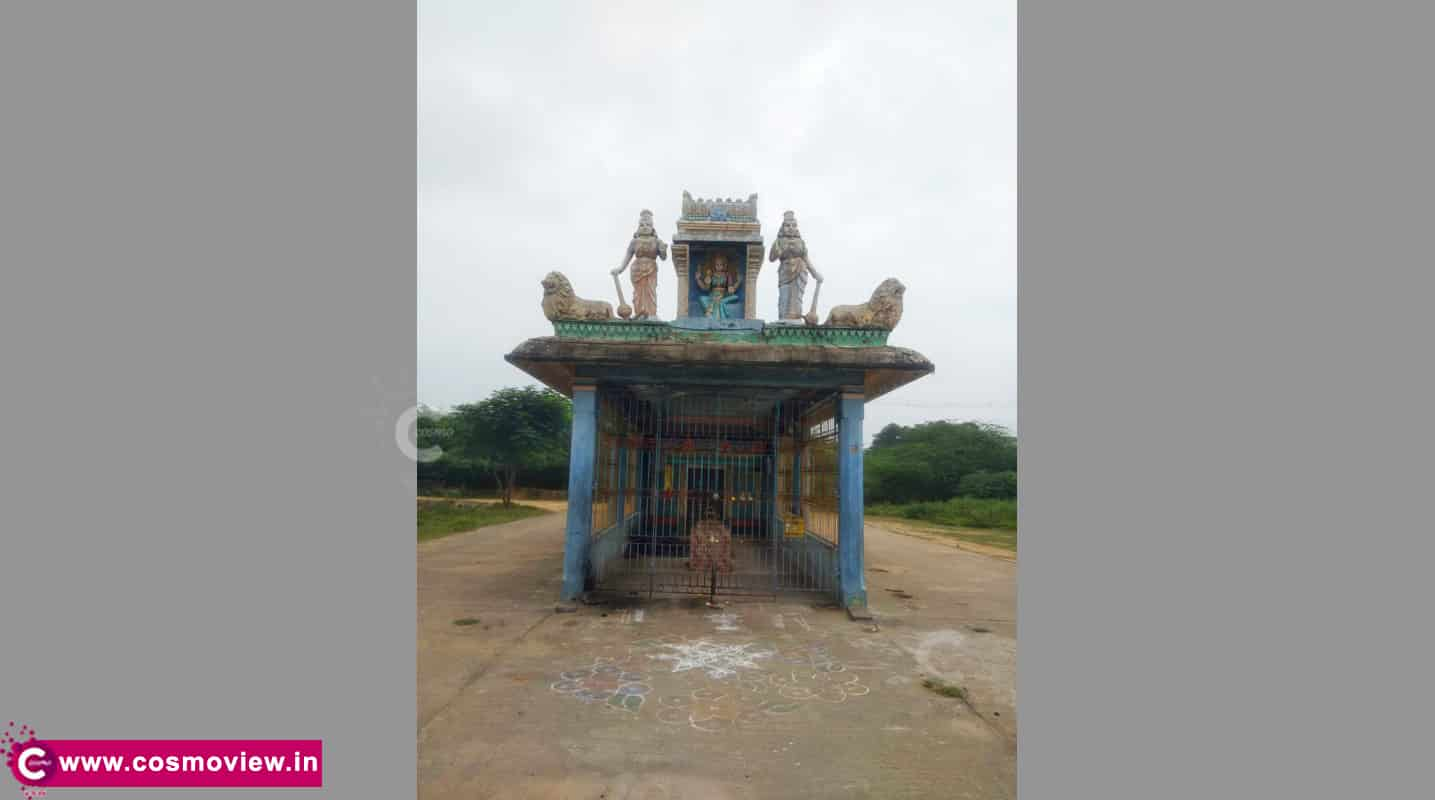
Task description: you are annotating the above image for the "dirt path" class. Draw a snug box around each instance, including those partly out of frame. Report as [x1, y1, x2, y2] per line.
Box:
[418, 514, 1015, 799]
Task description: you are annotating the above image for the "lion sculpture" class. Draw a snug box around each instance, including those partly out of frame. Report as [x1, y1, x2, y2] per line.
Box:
[823, 278, 906, 330]
[541, 271, 614, 322]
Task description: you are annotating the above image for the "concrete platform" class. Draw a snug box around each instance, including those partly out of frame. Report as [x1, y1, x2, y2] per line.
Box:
[418, 510, 1015, 799]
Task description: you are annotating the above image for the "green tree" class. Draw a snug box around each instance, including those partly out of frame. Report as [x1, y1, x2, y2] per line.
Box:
[871, 422, 905, 449]
[864, 420, 1017, 504]
[416, 405, 453, 455]
[449, 387, 571, 506]
[957, 470, 1018, 499]
[864, 450, 937, 503]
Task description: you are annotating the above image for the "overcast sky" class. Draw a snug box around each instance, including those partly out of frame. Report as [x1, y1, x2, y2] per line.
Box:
[419, 1, 1015, 438]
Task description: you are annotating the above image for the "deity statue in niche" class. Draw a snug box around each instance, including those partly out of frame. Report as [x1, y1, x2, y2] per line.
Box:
[696, 252, 743, 320]
[611, 209, 668, 320]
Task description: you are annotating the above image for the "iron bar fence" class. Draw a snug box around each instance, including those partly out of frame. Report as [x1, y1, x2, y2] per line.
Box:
[588, 385, 840, 600]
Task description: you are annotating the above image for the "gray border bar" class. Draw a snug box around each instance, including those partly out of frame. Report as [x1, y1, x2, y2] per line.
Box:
[1022, 1, 1432, 797]
[1, 3, 414, 798]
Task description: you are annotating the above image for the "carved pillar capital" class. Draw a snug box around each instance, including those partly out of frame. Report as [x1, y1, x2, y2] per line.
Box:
[671, 244, 690, 319]
[745, 243, 763, 320]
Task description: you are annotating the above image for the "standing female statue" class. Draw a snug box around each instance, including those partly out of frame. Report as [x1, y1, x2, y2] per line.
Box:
[611, 209, 667, 320]
[769, 210, 823, 322]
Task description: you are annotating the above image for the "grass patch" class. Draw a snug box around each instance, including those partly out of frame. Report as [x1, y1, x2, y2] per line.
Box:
[922, 677, 968, 700]
[420, 487, 567, 501]
[420, 486, 491, 499]
[417, 499, 548, 542]
[452, 617, 481, 626]
[868, 497, 1016, 552]
[868, 497, 1016, 529]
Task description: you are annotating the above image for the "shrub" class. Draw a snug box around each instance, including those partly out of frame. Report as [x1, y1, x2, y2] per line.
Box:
[867, 497, 1016, 530]
[863, 420, 1016, 504]
[957, 470, 1018, 499]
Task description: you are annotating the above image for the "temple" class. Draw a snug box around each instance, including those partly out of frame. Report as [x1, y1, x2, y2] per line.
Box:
[509, 190, 933, 619]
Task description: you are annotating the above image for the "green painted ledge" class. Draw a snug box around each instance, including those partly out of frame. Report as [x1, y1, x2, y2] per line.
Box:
[551, 320, 890, 347]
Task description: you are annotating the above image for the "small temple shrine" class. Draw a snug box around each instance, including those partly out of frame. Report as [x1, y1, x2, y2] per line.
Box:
[507, 191, 933, 619]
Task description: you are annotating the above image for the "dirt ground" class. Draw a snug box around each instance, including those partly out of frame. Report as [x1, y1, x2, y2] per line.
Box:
[418, 508, 1016, 799]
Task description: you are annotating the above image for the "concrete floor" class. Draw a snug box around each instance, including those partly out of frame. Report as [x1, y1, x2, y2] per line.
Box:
[418, 510, 1016, 799]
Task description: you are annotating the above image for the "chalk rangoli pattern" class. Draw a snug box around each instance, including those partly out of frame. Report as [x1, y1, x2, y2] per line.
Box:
[655, 686, 801, 732]
[705, 611, 741, 631]
[648, 639, 775, 679]
[550, 661, 652, 713]
[765, 664, 870, 703]
[650, 665, 871, 732]
[551, 637, 878, 729]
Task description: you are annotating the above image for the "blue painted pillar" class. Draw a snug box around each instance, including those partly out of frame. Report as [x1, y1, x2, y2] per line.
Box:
[791, 446, 802, 515]
[838, 388, 869, 616]
[615, 446, 628, 523]
[561, 382, 599, 602]
[768, 408, 780, 537]
[636, 449, 650, 520]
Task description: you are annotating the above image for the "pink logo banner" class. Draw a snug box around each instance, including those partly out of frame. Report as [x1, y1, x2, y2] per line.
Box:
[7, 739, 322, 789]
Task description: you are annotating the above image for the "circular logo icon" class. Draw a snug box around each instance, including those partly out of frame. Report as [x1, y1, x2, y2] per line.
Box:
[10, 740, 57, 786]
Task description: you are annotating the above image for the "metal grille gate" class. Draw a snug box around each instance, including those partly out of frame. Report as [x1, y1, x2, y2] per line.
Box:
[588, 386, 840, 600]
